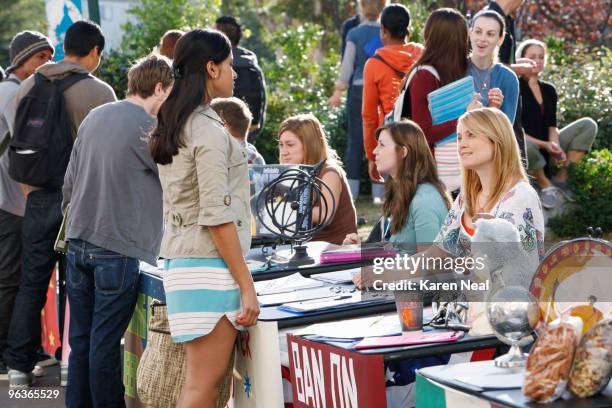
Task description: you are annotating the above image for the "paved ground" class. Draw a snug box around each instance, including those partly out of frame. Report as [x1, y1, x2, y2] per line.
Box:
[0, 364, 65, 408]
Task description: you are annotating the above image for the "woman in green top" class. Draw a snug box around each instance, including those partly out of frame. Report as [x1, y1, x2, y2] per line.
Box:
[344, 120, 451, 252]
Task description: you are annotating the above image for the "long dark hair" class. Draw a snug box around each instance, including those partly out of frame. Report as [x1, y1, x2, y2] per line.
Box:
[150, 29, 231, 164]
[410, 8, 468, 85]
[376, 120, 451, 234]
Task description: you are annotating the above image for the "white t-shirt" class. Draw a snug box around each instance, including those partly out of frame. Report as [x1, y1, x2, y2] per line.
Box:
[434, 181, 545, 282]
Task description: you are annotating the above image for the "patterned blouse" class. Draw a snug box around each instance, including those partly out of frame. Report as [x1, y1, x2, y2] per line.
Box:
[434, 181, 545, 271]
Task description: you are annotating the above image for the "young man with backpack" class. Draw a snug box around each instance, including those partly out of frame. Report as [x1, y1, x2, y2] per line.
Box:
[214, 16, 267, 141]
[0, 31, 54, 376]
[3, 20, 116, 389]
[362, 4, 423, 182]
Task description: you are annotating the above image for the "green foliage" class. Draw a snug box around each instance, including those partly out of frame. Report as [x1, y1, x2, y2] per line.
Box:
[97, 0, 221, 98]
[255, 23, 344, 163]
[406, 1, 429, 44]
[96, 50, 135, 100]
[0, 0, 47, 67]
[546, 44, 612, 151]
[120, 0, 221, 58]
[219, 0, 276, 62]
[548, 149, 612, 237]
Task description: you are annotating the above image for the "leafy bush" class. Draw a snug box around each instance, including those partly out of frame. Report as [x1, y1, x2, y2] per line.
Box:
[96, 50, 134, 100]
[255, 23, 344, 163]
[546, 43, 612, 151]
[548, 149, 612, 237]
[0, 0, 47, 67]
[121, 0, 221, 58]
[97, 0, 221, 99]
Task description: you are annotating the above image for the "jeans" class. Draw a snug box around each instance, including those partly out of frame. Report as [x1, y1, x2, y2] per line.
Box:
[345, 85, 383, 199]
[345, 85, 364, 182]
[3, 188, 65, 372]
[65, 240, 139, 408]
[0, 209, 22, 360]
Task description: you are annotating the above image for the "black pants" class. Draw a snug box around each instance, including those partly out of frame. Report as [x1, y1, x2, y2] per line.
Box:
[514, 95, 528, 169]
[0, 209, 23, 360]
[3, 189, 65, 372]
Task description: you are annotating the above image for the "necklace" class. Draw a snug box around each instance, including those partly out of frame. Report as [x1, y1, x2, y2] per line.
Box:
[477, 192, 490, 213]
[470, 61, 493, 93]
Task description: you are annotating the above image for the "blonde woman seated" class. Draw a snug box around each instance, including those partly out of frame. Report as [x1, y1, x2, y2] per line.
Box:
[436, 107, 545, 269]
[357, 108, 545, 288]
[344, 120, 451, 253]
[278, 114, 357, 245]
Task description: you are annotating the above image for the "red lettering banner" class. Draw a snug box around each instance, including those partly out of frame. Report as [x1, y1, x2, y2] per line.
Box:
[287, 335, 386, 408]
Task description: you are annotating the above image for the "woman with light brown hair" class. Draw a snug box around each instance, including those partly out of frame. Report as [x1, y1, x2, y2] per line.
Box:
[278, 113, 357, 245]
[434, 107, 545, 273]
[344, 120, 450, 251]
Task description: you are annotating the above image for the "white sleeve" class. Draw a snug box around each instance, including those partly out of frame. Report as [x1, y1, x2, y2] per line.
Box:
[434, 194, 463, 256]
[493, 184, 545, 266]
[337, 41, 357, 89]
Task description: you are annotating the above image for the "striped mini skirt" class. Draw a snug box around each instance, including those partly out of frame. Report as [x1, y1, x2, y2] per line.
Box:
[163, 258, 242, 343]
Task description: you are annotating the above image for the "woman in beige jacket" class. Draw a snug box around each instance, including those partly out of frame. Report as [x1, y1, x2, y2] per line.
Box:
[149, 29, 259, 408]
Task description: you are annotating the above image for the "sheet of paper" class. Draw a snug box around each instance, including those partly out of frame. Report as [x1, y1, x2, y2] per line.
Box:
[293, 313, 400, 339]
[455, 372, 524, 390]
[367, 314, 402, 337]
[254, 272, 324, 296]
[139, 260, 164, 277]
[424, 360, 525, 390]
[310, 268, 360, 284]
[258, 286, 345, 306]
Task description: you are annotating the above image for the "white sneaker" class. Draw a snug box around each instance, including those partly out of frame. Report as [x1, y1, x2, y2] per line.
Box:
[372, 197, 383, 205]
[32, 365, 45, 377]
[540, 187, 564, 209]
[8, 368, 35, 389]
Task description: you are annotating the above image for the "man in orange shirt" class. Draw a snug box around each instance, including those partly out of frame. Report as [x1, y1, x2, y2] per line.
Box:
[362, 3, 423, 183]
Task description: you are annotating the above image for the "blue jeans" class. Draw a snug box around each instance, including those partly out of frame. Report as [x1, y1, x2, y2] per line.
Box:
[65, 240, 139, 408]
[345, 85, 364, 181]
[3, 188, 65, 373]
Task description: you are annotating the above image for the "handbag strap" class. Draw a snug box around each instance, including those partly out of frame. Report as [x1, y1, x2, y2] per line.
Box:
[370, 54, 406, 79]
[390, 65, 440, 123]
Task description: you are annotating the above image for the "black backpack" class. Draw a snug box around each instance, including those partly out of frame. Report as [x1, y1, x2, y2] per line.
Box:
[8, 72, 89, 188]
[233, 50, 266, 130]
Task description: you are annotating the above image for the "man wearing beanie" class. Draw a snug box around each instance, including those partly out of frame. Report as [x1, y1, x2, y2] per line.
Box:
[0, 30, 54, 377]
[3, 21, 116, 389]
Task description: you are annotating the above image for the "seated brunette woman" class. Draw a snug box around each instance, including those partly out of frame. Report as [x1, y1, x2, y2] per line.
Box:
[516, 39, 598, 209]
[344, 120, 451, 253]
[278, 114, 357, 245]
